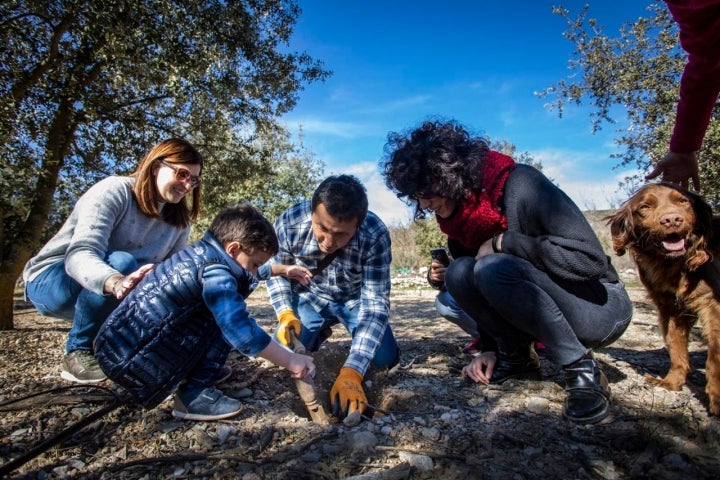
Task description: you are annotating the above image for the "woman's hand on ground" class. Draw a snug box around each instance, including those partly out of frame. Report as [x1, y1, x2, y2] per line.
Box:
[461, 351, 496, 384]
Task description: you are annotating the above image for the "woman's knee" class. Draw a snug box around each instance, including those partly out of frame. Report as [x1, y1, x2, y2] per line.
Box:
[445, 257, 476, 292]
[446, 255, 506, 294]
[106, 251, 138, 274]
[471, 255, 525, 292]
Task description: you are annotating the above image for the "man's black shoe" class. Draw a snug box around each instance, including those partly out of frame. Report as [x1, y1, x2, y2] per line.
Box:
[490, 349, 541, 384]
[562, 350, 611, 424]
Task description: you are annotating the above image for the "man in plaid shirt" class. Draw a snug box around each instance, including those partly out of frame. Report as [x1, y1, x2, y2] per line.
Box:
[265, 175, 399, 420]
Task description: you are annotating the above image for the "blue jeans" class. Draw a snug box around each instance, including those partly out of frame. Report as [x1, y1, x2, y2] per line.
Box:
[445, 255, 633, 366]
[435, 289, 478, 338]
[183, 328, 232, 393]
[25, 252, 137, 354]
[283, 295, 400, 368]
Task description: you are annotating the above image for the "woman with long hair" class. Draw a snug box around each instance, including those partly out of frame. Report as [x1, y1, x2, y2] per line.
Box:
[24, 138, 204, 383]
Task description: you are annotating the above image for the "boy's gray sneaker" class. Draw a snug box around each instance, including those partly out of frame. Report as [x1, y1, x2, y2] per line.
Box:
[61, 350, 107, 383]
[172, 387, 243, 421]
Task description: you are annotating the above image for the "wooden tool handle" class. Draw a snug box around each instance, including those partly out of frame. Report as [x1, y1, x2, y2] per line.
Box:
[289, 330, 306, 354]
[288, 330, 329, 424]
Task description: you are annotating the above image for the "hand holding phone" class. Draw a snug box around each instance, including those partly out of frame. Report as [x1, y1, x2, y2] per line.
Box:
[430, 248, 450, 267]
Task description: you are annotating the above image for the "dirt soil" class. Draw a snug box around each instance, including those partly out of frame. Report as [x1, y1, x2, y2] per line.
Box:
[2, 272, 720, 480]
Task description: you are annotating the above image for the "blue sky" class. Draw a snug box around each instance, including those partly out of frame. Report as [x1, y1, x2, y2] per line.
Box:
[281, 1, 658, 225]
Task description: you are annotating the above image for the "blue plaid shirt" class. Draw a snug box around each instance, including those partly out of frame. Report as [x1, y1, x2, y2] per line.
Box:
[265, 200, 392, 375]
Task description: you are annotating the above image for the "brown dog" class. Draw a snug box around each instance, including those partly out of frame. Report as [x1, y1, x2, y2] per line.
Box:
[607, 183, 720, 415]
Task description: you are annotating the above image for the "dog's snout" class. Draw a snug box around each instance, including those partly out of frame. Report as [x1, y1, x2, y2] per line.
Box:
[659, 211, 685, 228]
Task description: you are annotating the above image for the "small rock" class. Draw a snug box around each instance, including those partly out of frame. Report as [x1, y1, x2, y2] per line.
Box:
[301, 452, 322, 462]
[522, 446, 543, 457]
[70, 407, 90, 418]
[662, 453, 692, 472]
[348, 431, 378, 453]
[323, 443, 343, 455]
[52, 466, 68, 478]
[67, 459, 85, 470]
[343, 409, 362, 427]
[526, 396, 550, 414]
[421, 426, 441, 441]
[215, 424, 237, 443]
[468, 396, 485, 407]
[398, 451, 433, 471]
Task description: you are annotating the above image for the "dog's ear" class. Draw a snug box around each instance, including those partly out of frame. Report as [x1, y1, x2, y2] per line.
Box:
[688, 190, 714, 234]
[698, 259, 720, 298]
[604, 204, 634, 256]
[686, 190, 716, 270]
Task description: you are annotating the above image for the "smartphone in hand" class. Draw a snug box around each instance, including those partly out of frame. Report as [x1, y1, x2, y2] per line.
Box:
[430, 247, 450, 266]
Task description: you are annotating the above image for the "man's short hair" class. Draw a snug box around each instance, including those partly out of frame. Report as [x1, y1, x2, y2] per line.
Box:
[311, 175, 369, 225]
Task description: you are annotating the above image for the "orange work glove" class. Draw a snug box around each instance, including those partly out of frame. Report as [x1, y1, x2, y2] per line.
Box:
[277, 310, 301, 347]
[330, 366, 367, 418]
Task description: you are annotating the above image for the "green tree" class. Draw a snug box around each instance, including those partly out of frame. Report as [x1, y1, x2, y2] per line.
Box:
[489, 139, 544, 173]
[0, 0, 330, 329]
[193, 124, 325, 238]
[388, 224, 421, 272]
[538, 3, 719, 204]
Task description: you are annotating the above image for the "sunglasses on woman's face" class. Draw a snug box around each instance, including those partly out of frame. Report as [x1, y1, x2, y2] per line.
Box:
[161, 160, 201, 188]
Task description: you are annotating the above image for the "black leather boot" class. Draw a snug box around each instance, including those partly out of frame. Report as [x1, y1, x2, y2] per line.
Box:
[563, 350, 611, 424]
[490, 346, 541, 384]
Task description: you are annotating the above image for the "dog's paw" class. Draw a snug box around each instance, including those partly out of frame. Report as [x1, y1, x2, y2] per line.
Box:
[706, 384, 720, 415]
[644, 373, 684, 391]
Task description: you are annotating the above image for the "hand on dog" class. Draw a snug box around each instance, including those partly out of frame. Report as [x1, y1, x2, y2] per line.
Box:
[645, 151, 700, 191]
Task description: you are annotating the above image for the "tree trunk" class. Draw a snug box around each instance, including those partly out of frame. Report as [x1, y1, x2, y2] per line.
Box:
[0, 100, 77, 329]
[0, 271, 20, 330]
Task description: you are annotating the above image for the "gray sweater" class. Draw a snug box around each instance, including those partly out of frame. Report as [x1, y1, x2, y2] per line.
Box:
[23, 176, 190, 295]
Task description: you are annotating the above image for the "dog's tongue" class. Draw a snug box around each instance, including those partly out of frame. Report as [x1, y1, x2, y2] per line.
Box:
[662, 238, 686, 252]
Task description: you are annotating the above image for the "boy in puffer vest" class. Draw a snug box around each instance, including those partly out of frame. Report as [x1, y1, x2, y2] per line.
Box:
[94, 202, 316, 421]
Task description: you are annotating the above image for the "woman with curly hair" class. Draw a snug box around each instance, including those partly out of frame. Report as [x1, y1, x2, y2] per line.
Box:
[381, 119, 633, 424]
[24, 138, 204, 384]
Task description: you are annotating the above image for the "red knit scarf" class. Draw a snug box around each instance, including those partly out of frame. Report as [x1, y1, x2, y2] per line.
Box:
[436, 150, 516, 250]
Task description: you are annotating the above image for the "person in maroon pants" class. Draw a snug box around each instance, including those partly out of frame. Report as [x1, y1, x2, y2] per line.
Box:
[645, 0, 720, 191]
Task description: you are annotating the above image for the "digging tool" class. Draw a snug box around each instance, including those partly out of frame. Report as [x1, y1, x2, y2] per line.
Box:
[290, 331, 330, 424]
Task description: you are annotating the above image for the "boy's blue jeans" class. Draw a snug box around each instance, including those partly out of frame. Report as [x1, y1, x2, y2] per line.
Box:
[283, 295, 400, 368]
[25, 252, 137, 354]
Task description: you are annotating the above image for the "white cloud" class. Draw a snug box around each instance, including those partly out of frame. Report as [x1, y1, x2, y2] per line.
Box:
[535, 148, 641, 211]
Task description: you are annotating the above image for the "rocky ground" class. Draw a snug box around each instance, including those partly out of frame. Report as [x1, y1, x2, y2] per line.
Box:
[2, 272, 720, 480]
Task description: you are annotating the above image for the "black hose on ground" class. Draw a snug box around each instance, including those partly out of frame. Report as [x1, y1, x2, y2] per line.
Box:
[0, 385, 133, 477]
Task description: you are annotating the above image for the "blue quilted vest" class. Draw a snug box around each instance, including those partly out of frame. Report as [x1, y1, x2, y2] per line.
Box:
[94, 236, 253, 408]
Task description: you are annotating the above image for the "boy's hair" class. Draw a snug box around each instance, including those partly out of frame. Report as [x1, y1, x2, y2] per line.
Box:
[209, 203, 279, 254]
[311, 174, 368, 226]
